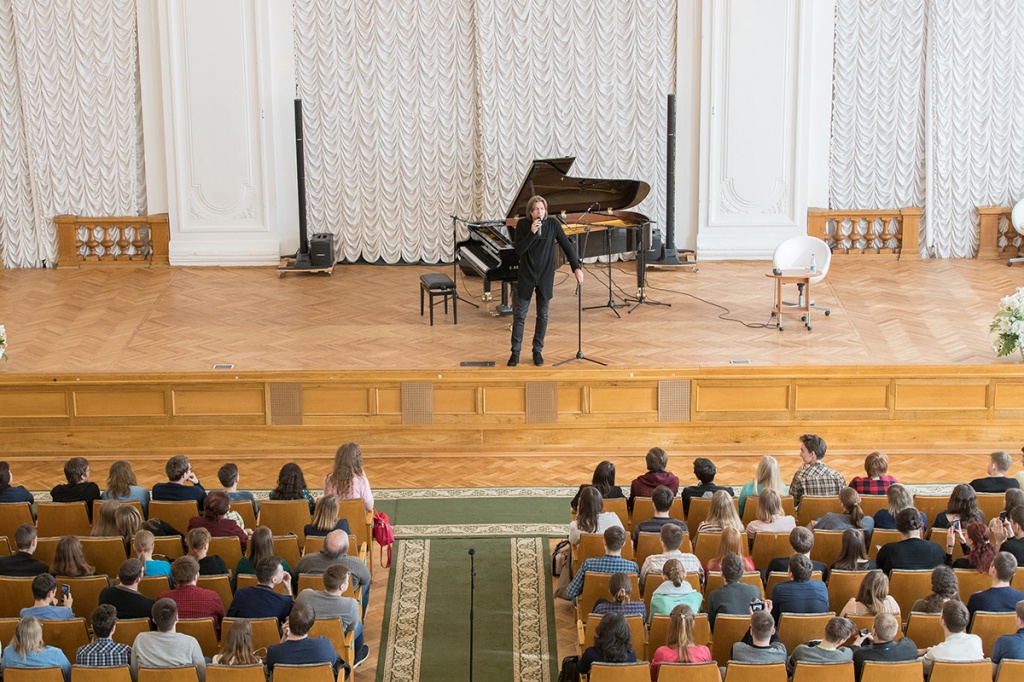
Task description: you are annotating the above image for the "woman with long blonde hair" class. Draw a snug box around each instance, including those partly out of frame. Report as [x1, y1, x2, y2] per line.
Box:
[212, 619, 262, 665]
[839, 569, 900, 619]
[186, 527, 229, 576]
[872, 483, 925, 530]
[235, 526, 293, 578]
[706, 527, 755, 573]
[50, 536, 94, 577]
[102, 460, 150, 515]
[696, 490, 744, 535]
[323, 442, 374, 512]
[90, 500, 121, 537]
[811, 487, 875, 541]
[649, 559, 702, 619]
[744, 488, 797, 540]
[1, 617, 71, 681]
[113, 505, 143, 553]
[304, 495, 351, 537]
[650, 604, 712, 678]
[738, 455, 788, 517]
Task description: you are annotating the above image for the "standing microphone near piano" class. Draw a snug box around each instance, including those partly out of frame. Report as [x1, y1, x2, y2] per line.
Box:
[508, 194, 585, 367]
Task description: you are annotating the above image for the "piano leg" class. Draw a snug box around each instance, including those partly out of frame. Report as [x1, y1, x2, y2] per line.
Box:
[496, 281, 512, 316]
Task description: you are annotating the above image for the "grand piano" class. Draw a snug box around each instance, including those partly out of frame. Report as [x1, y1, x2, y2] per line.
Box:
[457, 157, 651, 314]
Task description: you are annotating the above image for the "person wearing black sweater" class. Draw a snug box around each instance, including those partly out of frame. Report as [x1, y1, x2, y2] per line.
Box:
[876, 508, 945, 575]
[50, 457, 101, 522]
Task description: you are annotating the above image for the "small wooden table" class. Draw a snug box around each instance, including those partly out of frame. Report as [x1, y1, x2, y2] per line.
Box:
[767, 269, 812, 331]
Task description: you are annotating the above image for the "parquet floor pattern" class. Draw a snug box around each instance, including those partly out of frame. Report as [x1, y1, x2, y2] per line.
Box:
[2, 258, 1023, 373]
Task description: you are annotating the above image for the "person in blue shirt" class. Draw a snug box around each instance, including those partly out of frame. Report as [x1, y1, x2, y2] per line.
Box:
[227, 557, 294, 624]
[770, 554, 829, 623]
[564, 526, 639, 601]
[152, 455, 206, 511]
[0, 461, 34, 504]
[20, 574, 75, 620]
[266, 602, 345, 680]
[1, 617, 72, 682]
[966, 552, 1024, 618]
[992, 601, 1024, 678]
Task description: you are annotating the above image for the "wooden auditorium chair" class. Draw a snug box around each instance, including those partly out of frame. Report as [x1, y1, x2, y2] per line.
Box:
[722, 661, 788, 682]
[858, 660, 924, 682]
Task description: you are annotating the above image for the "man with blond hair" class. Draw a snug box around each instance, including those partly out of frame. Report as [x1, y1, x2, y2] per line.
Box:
[970, 451, 1020, 493]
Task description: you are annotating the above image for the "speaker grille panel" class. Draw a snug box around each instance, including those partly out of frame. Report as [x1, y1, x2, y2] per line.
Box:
[269, 383, 303, 426]
[401, 382, 434, 425]
[658, 380, 691, 422]
[525, 382, 558, 424]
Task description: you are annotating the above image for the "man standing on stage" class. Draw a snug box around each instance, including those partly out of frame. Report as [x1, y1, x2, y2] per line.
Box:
[509, 195, 585, 367]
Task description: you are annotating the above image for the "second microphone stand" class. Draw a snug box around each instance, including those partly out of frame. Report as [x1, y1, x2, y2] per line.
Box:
[555, 226, 606, 366]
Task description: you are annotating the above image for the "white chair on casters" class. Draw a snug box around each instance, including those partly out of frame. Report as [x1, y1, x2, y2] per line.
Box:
[1009, 199, 1024, 266]
[772, 235, 832, 319]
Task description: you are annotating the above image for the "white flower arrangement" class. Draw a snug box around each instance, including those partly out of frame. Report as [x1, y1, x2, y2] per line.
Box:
[0, 324, 6, 361]
[991, 288, 1024, 359]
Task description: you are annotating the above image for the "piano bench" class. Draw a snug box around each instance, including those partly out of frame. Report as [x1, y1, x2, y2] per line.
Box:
[420, 273, 457, 326]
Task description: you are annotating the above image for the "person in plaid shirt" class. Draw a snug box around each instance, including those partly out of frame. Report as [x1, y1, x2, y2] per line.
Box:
[156, 555, 224, 629]
[789, 434, 846, 508]
[565, 526, 639, 600]
[849, 451, 898, 496]
[76, 604, 132, 667]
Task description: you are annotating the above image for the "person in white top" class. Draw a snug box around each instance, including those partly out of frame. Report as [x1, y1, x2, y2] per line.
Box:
[569, 486, 623, 545]
[918, 599, 984, 675]
[323, 442, 374, 512]
[744, 488, 797, 540]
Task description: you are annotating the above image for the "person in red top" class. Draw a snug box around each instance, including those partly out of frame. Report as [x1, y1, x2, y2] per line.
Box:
[628, 448, 679, 511]
[187, 491, 249, 551]
[157, 555, 225, 629]
[649, 604, 711, 679]
[848, 451, 897, 496]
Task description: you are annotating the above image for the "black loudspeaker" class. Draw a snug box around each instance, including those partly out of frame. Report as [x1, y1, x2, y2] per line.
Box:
[309, 233, 334, 268]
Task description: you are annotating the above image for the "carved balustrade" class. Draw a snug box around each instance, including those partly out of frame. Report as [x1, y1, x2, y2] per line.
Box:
[54, 213, 169, 267]
[807, 207, 921, 258]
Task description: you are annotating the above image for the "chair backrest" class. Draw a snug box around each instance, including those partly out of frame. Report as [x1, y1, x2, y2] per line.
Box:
[687, 497, 739, 537]
[904, 612, 944, 649]
[4, 668, 67, 682]
[0, 617, 19, 647]
[723, 661, 789, 682]
[272, 535, 302, 568]
[223, 617, 281, 654]
[742, 496, 797, 525]
[867, 530, 901, 560]
[270, 664, 335, 682]
[777, 612, 835, 654]
[809, 531, 847, 566]
[137, 667, 201, 682]
[175, 618, 220, 658]
[236, 573, 288, 594]
[307, 618, 354, 665]
[195, 575, 233, 612]
[771, 235, 831, 285]
[797, 496, 843, 526]
[954, 569, 992, 601]
[975, 495, 1005, 525]
[72, 665, 133, 682]
[927, 660, 995, 682]
[711, 615, 751, 666]
[751, 532, 793, 570]
[0, 535, 10, 555]
[826, 570, 870, 613]
[33, 536, 60, 566]
[56, 576, 111, 619]
[790, 661, 855, 682]
[858, 660, 925, 682]
[40, 617, 90, 662]
[0, 576, 36, 618]
[206, 536, 243, 572]
[336, 500, 372, 552]
[705, 572, 764, 598]
[110, 618, 151, 647]
[968, 611, 1017, 657]
[766, 571, 823, 596]
[148, 502, 200, 539]
[887, 570, 934, 621]
[91, 500, 144, 524]
[996, 658, 1024, 681]
[601, 497, 631, 531]
[580, 613, 645, 656]
[79, 537, 129, 580]
[694, 531, 723, 568]
[635, 533, 662, 569]
[296, 573, 325, 593]
[151, 535, 185, 560]
[857, 496, 888, 517]
[911, 495, 947, 528]
[631, 498, 657, 528]
[656, 662, 722, 682]
[0, 503, 34, 545]
[138, 575, 172, 601]
[1013, 567, 1024, 591]
[578, 533, 635, 563]
[257, 501, 311, 548]
[36, 503, 92, 537]
[228, 501, 257, 530]
[205, 665, 266, 682]
[588, 662, 651, 682]
[647, 614, 711, 660]
[576, 573, 640, 623]
[928, 528, 964, 560]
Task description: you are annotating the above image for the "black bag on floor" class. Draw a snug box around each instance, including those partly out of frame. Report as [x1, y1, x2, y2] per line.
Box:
[557, 655, 580, 682]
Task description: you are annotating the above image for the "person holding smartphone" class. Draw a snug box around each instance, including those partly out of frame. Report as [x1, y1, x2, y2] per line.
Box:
[945, 521, 996, 572]
[19, 573, 74, 620]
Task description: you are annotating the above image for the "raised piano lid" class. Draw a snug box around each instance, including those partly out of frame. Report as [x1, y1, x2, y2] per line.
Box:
[505, 157, 650, 220]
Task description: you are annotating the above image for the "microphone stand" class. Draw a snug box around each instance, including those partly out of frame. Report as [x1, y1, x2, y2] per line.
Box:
[450, 215, 479, 309]
[555, 225, 607, 366]
[468, 548, 476, 682]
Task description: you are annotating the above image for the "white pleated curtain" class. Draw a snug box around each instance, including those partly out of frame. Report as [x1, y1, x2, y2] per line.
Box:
[0, 0, 144, 269]
[293, 0, 677, 264]
[831, 0, 1024, 258]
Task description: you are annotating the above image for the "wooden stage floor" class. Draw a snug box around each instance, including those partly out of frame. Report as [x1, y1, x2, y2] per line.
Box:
[1, 258, 1022, 373]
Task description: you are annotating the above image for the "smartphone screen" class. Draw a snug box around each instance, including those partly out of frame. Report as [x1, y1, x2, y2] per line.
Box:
[61, 584, 70, 598]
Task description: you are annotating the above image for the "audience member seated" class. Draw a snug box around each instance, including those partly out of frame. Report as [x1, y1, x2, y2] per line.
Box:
[569, 486, 624, 546]
[304, 495, 352, 538]
[211, 618, 262, 666]
[50, 535, 95, 577]
[731, 610, 787, 663]
[91, 500, 121, 537]
[187, 491, 249, 550]
[738, 455, 788, 519]
[135, 530, 172, 580]
[831, 529, 877, 572]
[997, 504, 1024, 563]
[0, 461, 34, 504]
[910, 565, 961, 613]
[100, 558, 156, 621]
[920, 600, 984, 675]
[237, 526, 293, 580]
[113, 505, 144, 554]
[650, 604, 711, 679]
[293, 530, 371, 618]
[744, 488, 796, 540]
[294, 563, 369, 669]
[102, 460, 151, 516]
[839, 570, 900, 620]
[218, 463, 257, 509]
[1002, 489, 1024, 521]
[50, 457, 101, 521]
[157, 556, 225, 627]
[932, 484, 985, 529]
[131, 598, 206, 682]
[76, 604, 132, 667]
[1017, 446, 1024, 489]
[848, 452, 897, 496]
[876, 508, 945, 575]
[20, 573, 74, 620]
[322, 442, 374, 513]
[187, 528, 230, 576]
[810, 487, 874, 541]
[706, 527, 755, 574]
[628, 447, 679, 511]
[966, 551, 1024, 618]
[850, 612, 918, 679]
[640, 524, 702, 592]
[970, 450, 1021, 494]
[871, 484, 926, 531]
[152, 455, 207, 511]
[631, 485, 687, 547]
[592, 572, 647, 621]
[0, 524, 51, 576]
[945, 521, 995, 572]
[265, 602, 344, 681]
[787, 616, 855, 675]
[706, 553, 761, 629]
[650, 559, 702, 620]
[1, 616, 72, 681]
[570, 461, 625, 512]
[789, 434, 846, 509]
[565, 526, 639, 601]
[680, 457, 734, 516]
[227, 556, 293, 624]
[576, 613, 637, 676]
[696, 490, 744, 535]
[770, 554, 828, 623]
[992, 601, 1024, 677]
[765, 527, 830, 578]
[270, 462, 316, 514]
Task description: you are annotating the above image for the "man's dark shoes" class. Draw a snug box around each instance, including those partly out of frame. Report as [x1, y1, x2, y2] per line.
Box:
[354, 644, 370, 668]
[507, 353, 519, 367]
[533, 351, 544, 366]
